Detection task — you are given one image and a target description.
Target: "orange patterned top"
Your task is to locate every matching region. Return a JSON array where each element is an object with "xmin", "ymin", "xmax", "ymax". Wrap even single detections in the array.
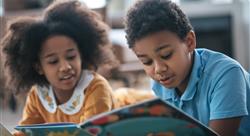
[{"xmin": 19, "ymin": 70, "xmax": 117, "ymax": 125}]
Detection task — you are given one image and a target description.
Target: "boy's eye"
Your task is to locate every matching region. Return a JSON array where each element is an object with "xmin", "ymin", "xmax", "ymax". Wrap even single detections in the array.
[{"xmin": 161, "ymin": 53, "xmax": 172, "ymax": 60}]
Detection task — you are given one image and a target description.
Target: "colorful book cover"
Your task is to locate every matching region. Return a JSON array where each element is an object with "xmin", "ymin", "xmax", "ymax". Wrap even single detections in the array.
[
  {"xmin": 15, "ymin": 98, "xmax": 218, "ymax": 136},
  {"xmin": 15, "ymin": 123, "xmax": 92, "ymax": 136}
]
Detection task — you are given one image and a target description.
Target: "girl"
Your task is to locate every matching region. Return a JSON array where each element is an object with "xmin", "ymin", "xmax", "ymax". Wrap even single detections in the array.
[{"xmin": 1, "ymin": 0, "xmax": 116, "ymax": 130}]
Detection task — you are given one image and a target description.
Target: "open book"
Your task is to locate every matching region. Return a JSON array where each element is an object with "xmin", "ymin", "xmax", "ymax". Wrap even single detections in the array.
[{"xmin": 15, "ymin": 98, "xmax": 218, "ymax": 136}]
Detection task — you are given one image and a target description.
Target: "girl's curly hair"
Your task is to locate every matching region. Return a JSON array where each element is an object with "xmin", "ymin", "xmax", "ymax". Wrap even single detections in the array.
[
  {"xmin": 43, "ymin": 0, "xmax": 110, "ymax": 67},
  {"xmin": 1, "ymin": 0, "xmax": 112, "ymax": 94},
  {"xmin": 1, "ymin": 17, "xmax": 41, "ymax": 93}
]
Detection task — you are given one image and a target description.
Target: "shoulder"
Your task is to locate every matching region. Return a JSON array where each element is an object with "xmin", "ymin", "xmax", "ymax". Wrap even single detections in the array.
[
  {"xmin": 196, "ymin": 49, "xmax": 250, "ymax": 99},
  {"xmin": 197, "ymin": 49, "xmax": 246, "ymax": 78},
  {"xmin": 83, "ymin": 72, "xmax": 116, "ymax": 108},
  {"xmin": 89, "ymin": 72, "xmax": 110, "ymax": 86},
  {"xmin": 85, "ymin": 72, "xmax": 112, "ymax": 95},
  {"xmin": 27, "ymin": 86, "xmax": 39, "ymax": 99},
  {"xmin": 25, "ymin": 85, "xmax": 42, "ymax": 106}
]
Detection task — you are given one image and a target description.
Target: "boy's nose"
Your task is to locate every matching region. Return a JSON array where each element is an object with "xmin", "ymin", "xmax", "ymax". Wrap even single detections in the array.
[
  {"xmin": 155, "ymin": 60, "xmax": 167, "ymax": 74},
  {"xmin": 59, "ymin": 61, "xmax": 72, "ymax": 72}
]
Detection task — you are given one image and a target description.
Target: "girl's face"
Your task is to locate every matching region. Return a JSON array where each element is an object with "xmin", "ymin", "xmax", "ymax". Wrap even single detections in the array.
[
  {"xmin": 132, "ymin": 31, "xmax": 196, "ymax": 92},
  {"xmin": 37, "ymin": 35, "xmax": 82, "ymax": 93}
]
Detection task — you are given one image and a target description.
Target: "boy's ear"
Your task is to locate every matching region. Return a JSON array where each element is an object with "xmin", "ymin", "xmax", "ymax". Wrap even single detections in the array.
[
  {"xmin": 34, "ymin": 63, "xmax": 44, "ymax": 75},
  {"xmin": 185, "ymin": 31, "xmax": 196, "ymax": 52}
]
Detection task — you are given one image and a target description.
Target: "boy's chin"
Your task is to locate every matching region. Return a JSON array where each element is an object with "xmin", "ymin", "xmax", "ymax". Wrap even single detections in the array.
[{"xmin": 162, "ymin": 85, "xmax": 175, "ymax": 89}]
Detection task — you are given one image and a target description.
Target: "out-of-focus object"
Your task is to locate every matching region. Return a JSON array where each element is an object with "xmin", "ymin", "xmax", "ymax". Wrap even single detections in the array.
[
  {"xmin": 114, "ymin": 87, "xmax": 155, "ymax": 107},
  {"xmin": 179, "ymin": 0, "xmax": 250, "ymax": 69},
  {"xmin": 180, "ymin": 0, "xmax": 233, "ymax": 3},
  {"xmin": 79, "ymin": 0, "xmax": 107, "ymax": 9},
  {"xmin": 4, "ymin": 0, "xmax": 51, "ymax": 11},
  {"xmin": 0, "ymin": 123, "xmax": 13, "ymax": 136},
  {"xmin": 109, "ymin": 29, "xmax": 143, "ymax": 72},
  {"xmin": 0, "ymin": 0, "xmax": 3, "ymax": 16},
  {"xmin": 108, "ymin": 0, "xmax": 250, "ymax": 70}
]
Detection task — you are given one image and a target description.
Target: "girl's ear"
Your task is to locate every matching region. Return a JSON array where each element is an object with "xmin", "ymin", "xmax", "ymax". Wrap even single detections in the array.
[
  {"xmin": 185, "ymin": 31, "xmax": 196, "ymax": 52},
  {"xmin": 34, "ymin": 63, "xmax": 44, "ymax": 75}
]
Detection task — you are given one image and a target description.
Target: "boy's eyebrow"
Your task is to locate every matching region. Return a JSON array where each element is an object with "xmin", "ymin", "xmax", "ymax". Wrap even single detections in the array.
[
  {"xmin": 136, "ymin": 44, "xmax": 171, "ymax": 58},
  {"xmin": 155, "ymin": 44, "xmax": 171, "ymax": 52}
]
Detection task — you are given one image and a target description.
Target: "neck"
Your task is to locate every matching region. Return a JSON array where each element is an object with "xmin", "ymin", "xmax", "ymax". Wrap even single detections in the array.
[
  {"xmin": 175, "ymin": 88, "xmax": 183, "ymax": 96},
  {"xmin": 176, "ymin": 52, "xmax": 195, "ymax": 96},
  {"xmin": 53, "ymin": 88, "xmax": 74, "ymax": 105}
]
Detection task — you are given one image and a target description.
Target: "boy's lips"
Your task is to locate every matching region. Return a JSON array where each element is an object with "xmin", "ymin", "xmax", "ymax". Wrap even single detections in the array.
[
  {"xmin": 157, "ymin": 73, "xmax": 172, "ymax": 81},
  {"xmin": 159, "ymin": 75, "xmax": 174, "ymax": 85}
]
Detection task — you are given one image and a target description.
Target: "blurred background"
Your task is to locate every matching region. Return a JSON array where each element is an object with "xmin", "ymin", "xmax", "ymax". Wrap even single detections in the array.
[{"xmin": 0, "ymin": 0, "xmax": 250, "ymax": 133}]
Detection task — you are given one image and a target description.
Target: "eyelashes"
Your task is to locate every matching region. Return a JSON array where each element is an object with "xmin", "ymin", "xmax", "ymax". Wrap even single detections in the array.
[
  {"xmin": 141, "ymin": 52, "xmax": 173, "ymax": 66},
  {"xmin": 141, "ymin": 59, "xmax": 153, "ymax": 65},
  {"xmin": 46, "ymin": 55, "xmax": 77, "ymax": 65},
  {"xmin": 161, "ymin": 53, "xmax": 172, "ymax": 60}
]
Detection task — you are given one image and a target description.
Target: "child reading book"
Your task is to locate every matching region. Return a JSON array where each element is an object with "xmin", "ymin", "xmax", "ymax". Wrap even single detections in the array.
[
  {"xmin": 124, "ymin": 0, "xmax": 250, "ymax": 136},
  {"xmin": 1, "ymin": 0, "xmax": 117, "ymax": 135}
]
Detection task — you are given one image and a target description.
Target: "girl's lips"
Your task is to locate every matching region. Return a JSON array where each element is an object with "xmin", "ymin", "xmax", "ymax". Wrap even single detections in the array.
[
  {"xmin": 61, "ymin": 75, "xmax": 73, "ymax": 80},
  {"xmin": 60, "ymin": 73, "xmax": 75, "ymax": 81},
  {"xmin": 60, "ymin": 71, "xmax": 75, "ymax": 80},
  {"xmin": 60, "ymin": 75, "xmax": 75, "ymax": 85}
]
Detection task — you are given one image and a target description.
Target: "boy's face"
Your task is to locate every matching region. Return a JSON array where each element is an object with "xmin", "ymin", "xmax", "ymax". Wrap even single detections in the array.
[
  {"xmin": 37, "ymin": 35, "xmax": 82, "ymax": 93},
  {"xmin": 132, "ymin": 31, "xmax": 196, "ymax": 92}
]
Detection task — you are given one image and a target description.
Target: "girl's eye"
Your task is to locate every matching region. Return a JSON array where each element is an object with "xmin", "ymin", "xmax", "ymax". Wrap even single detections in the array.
[
  {"xmin": 48, "ymin": 59, "xmax": 58, "ymax": 64},
  {"xmin": 142, "ymin": 60, "xmax": 153, "ymax": 66},
  {"xmin": 66, "ymin": 55, "xmax": 76, "ymax": 60},
  {"xmin": 161, "ymin": 53, "xmax": 172, "ymax": 60}
]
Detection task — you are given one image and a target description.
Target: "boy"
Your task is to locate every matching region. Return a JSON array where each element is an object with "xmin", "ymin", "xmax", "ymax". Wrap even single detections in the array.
[{"xmin": 124, "ymin": 0, "xmax": 250, "ymax": 136}]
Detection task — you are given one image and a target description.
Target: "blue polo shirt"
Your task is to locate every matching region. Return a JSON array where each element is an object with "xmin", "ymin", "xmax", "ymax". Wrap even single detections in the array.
[{"xmin": 152, "ymin": 49, "xmax": 250, "ymax": 136}]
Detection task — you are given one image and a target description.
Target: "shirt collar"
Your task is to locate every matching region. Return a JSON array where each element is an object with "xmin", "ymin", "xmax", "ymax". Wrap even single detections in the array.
[{"xmin": 36, "ymin": 70, "xmax": 94, "ymax": 115}]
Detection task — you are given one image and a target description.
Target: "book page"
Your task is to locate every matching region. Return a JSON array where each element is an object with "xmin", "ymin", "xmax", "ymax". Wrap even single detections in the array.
[
  {"xmin": 15, "ymin": 123, "xmax": 93, "ymax": 136},
  {"xmin": 80, "ymin": 98, "xmax": 218, "ymax": 136}
]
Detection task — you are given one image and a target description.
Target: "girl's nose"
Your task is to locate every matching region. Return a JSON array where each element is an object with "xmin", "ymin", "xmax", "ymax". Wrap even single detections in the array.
[{"xmin": 59, "ymin": 61, "xmax": 72, "ymax": 72}]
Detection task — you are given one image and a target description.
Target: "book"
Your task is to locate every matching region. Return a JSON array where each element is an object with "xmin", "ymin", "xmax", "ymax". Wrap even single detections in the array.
[
  {"xmin": 15, "ymin": 98, "xmax": 218, "ymax": 136},
  {"xmin": 0, "ymin": 123, "xmax": 13, "ymax": 136},
  {"xmin": 15, "ymin": 123, "xmax": 92, "ymax": 136}
]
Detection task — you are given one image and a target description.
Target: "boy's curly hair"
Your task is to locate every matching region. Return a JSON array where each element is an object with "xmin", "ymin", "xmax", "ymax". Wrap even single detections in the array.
[
  {"xmin": 1, "ymin": 0, "xmax": 111, "ymax": 93},
  {"xmin": 125, "ymin": 0, "xmax": 193, "ymax": 48}
]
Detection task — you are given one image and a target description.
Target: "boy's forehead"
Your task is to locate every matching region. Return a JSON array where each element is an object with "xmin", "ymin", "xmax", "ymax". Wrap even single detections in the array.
[
  {"xmin": 135, "ymin": 31, "xmax": 179, "ymax": 44},
  {"xmin": 132, "ymin": 31, "xmax": 183, "ymax": 53}
]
